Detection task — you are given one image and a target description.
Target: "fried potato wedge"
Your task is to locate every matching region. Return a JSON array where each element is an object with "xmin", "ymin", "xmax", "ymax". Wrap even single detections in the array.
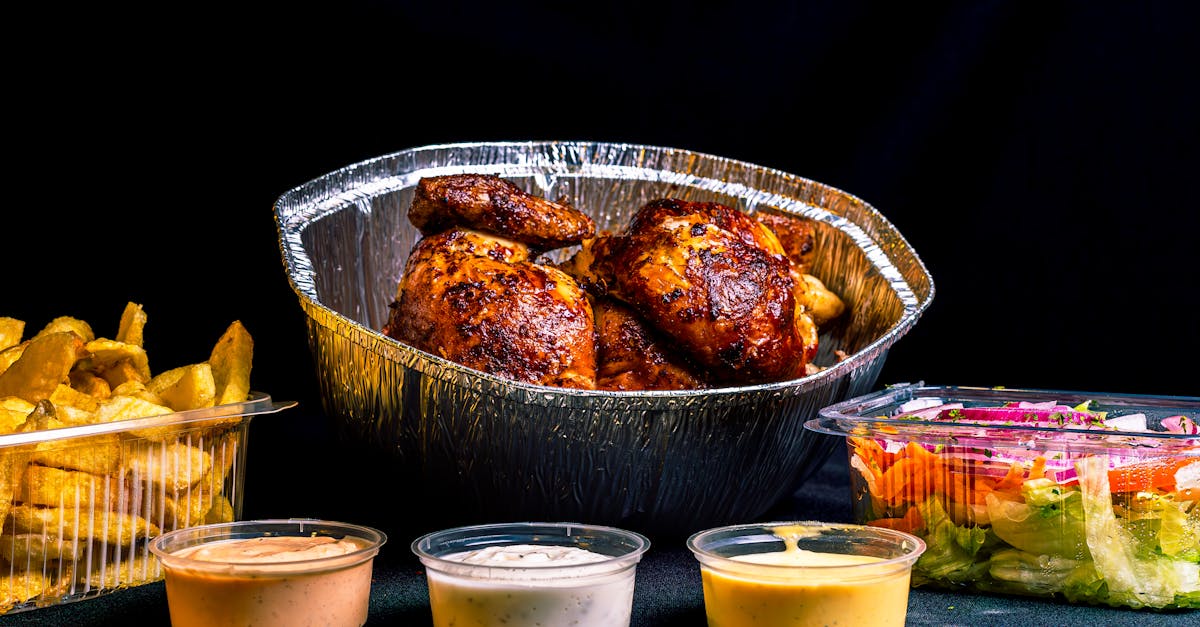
[
  {"xmin": 203, "ymin": 494, "xmax": 235, "ymax": 525},
  {"xmin": 0, "ymin": 318, "xmax": 23, "ymax": 352},
  {"xmin": 18, "ymin": 464, "xmax": 124, "ymax": 510},
  {"xmin": 0, "ymin": 533, "xmax": 86, "ymax": 563},
  {"xmin": 125, "ymin": 442, "xmax": 212, "ymax": 492},
  {"xmin": 86, "ymin": 553, "xmax": 160, "ymax": 589},
  {"xmin": 30, "ymin": 434, "xmax": 123, "ymax": 476},
  {"xmin": 147, "ymin": 363, "xmax": 216, "ymax": 412},
  {"xmin": 7, "ymin": 504, "xmax": 159, "ymax": 545},
  {"xmin": 0, "ymin": 569, "xmax": 49, "ymax": 613},
  {"xmin": 0, "ymin": 332, "xmax": 88, "ymax": 403},
  {"xmin": 33, "ymin": 316, "xmax": 94, "ymax": 343},
  {"xmin": 86, "ymin": 339, "xmax": 151, "ymax": 384},
  {"xmin": 115, "ymin": 302, "xmax": 147, "ymax": 348},
  {"xmin": 209, "ymin": 321, "xmax": 253, "ymax": 406},
  {"xmin": 0, "ymin": 345, "xmax": 24, "ymax": 378}
]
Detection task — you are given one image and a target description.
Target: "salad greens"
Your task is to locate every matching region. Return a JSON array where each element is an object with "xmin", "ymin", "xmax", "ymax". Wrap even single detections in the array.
[{"xmin": 851, "ymin": 400, "xmax": 1200, "ymax": 609}]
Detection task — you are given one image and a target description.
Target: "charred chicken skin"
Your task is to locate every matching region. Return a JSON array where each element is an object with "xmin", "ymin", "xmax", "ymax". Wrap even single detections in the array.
[
  {"xmin": 591, "ymin": 295, "xmax": 709, "ymax": 391},
  {"xmin": 573, "ymin": 199, "xmax": 810, "ymax": 385},
  {"xmin": 408, "ymin": 174, "xmax": 595, "ymax": 251},
  {"xmin": 383, "ymin": 227, "xmax": 597, "ymax": 389}
]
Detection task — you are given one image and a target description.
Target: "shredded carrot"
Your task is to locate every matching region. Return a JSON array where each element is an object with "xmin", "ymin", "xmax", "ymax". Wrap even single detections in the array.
[
  {"xmin": 868, "ymin": 506, "xmax": 925, "ymax": 534},
  {"xmin": 1028, "ymin": 456, "xmax": 1046, "ymax": 480},
  {"xmin": 993, "ymin": 461, "xmax": 1026, "ymax": 493}
]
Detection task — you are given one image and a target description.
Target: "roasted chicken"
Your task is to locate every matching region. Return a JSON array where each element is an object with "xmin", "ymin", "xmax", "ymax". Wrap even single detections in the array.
[
  {"xmin": 383, "ymin": 174, "xmax": 599, "ymax": 389},
  {"xmin": 566, "ymin": 199, "xmax": 809, "ymax": 385},
  {"xmin": 408, "ymin": 174, "xmax": 595, "ymax": 251},
  {"xmin": 591, "ymin": 296, "xmax": 708, "ymax": 391},
  {"xmin": 384, "ymin": 174, "xmax": 846, "ymax": 390}
]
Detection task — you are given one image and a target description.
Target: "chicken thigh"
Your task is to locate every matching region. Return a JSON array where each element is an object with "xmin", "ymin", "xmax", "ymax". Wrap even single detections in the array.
[
  {"xmin": 575, "ymin": 199, "xmax": 811, "ymax": 385},
  {"xmin": 383, "ymin": 228, "xmax": 597, "ymax": 389}
]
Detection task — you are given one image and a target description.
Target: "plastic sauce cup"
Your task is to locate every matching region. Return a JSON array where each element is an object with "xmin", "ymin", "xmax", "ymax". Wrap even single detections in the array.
[
  {"xmin": 412, "ymin": 522, "xmax": 650, "ymax": 627},
  {"xmin": 687, "ymin": 521, "xmax": 926, "ymax": 627},
  {"xmin": 149, "ymin": 519, "xmax": 386, "ymax": 627}
]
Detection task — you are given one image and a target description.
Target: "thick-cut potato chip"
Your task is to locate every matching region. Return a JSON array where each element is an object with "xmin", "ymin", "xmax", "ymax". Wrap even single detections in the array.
[
  {"xmin": 87, "ymin": 553, "xmax": 159, "ymax": 589},
  {"xmin": 115, "ymin": 302, "xmax": 147, "ymax": 348},
  {"xmin": 209, "ymin": 320, "xmax": 253, "ymax": 406},
  {"xmin": 0, "ymin": 332, "xmax": 87, "ymax": 403},
  {"xmin": 110, "ymin": 381, "xmax": 167, "ymax": 406},
  {"xmin": 0, "ymin": 533, "xmax": 85, "ymax": 563},
  {"xmin": 156, "ymin": 470, "xmax": 216, "ymax": 531},
  {"xmin": 86, "ymin": 338, "xmax": 151, "ymax": 383},
  {"xmin": 68, "ymin": 370, "xmax": 111, "ymax": 400},
  {"xmin": 18, "ymin": 464, "xmax": 123, "ymax": 509},
  {"xmin": 0, "ymin": 453, "xmax": 27, "ymax": 530},
  {"xmin": 203, "ymin": 494, "xmax": 235, "ymax": 524},
  {"xmin": 125, "ymin": 442, "xmax": 212, "ymax": 491},
  {"xmin": 0, "ymin": 344, "xmax": 25, "ymax": 377},
  {"xmin": 147, "ymin": 363, "xmax": 216, "ymax": 412},
  {"xmin": 49, "ymin": 384, "xmax": 100, "ymax": 416},
  {"xmin": 30, "ymin": 434, "xmax": 123, "ymax": 476},
  {"xmin": 34, "ymin": 316, "xmax": 94, "ymax": 343},
  {"xmin": 0, "ymin": 570, "xmax": 49, "ymax": 613},
  {"xmin": 0, "ymin": 318, "xmax": 23, "ymax": 351},
  {"xmin": 7, "ymin": 504, "xmax": 159, "ymax": 545},
  {"xmin": 93, "ymin": 394, "xmax": 173, "ymax": 424}
]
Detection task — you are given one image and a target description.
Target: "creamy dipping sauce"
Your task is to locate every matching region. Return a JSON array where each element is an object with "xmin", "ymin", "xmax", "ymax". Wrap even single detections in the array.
[
  {"xmin": 443, "ymin": 543, "xmax": 610, "ymax": 565},
  {"xmin": 161, "ymin": 535, "xmax": 376, "ymax": 627},
  {"xmin": 699, "ymin": 525, "xmax": 913, "ymax": 627},
  {"xmin": 427, "ymin": 543, "xmax": 635, "ymax": 627},
  {"xmin": 176, "ymin": 535, "xmax": 363, "ymax": 564}
]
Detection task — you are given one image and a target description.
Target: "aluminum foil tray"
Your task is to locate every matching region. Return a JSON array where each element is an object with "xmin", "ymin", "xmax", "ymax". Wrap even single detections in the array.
[{"xmin": 273, "ymin": 141, "xmax": 934, "ymax": 537}]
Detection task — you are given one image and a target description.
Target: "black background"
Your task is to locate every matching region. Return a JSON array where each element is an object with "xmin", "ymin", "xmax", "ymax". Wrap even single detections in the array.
[{"xmin": 6, "ymin": 2, "xmax": 1198, "ymax": 529}]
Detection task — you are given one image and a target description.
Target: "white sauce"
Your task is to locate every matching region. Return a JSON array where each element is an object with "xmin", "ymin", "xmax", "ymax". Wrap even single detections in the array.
[{"xmin": 442, "ymin": 543, "xmax": 609, "ymax": 566}]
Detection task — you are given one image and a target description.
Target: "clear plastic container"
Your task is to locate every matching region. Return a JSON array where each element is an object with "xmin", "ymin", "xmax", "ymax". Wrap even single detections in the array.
[
  {"xmin": 0, "ymin": 393, "xmax": 294, "ymax": 615},
  {"xmin": 412, "ymin": 521, "xmax": 650, "ymax": 627},
  {"xmin": 806, "ymin": 382, "xmax": 1200, "ymax": 610}
]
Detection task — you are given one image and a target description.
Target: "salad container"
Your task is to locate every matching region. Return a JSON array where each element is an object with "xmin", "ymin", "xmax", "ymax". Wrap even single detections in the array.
[{"xmin": 806, "ymin": 383, "xmax": 1200, "ymax": 610}]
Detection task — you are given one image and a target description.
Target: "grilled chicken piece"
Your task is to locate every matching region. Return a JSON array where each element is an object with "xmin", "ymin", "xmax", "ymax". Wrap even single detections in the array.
[
  {"xmin": 579, "ymin": 199, "xmax": 811, "ymax": 385},
  {"xmin": 408, "ymin": 174, "xmax": 595, "ymax": 251},
  {"xmin": 754, "ymin": 211, "xmax": 846, "ymax": 327},
  {"xmin": 754, "ymin": 211, "xmax": 816, "ymax": 273},
  {"xmin": 383, "ymin": 228, "xmax": 597, "ymax": 389},
  {"xmin": 592, "ymin": 296, "xmax": 708, "ymax": 391}
]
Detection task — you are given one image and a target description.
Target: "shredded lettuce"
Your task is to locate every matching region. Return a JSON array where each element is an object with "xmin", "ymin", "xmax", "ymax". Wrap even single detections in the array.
[
  {"xmin": 1076, "ymin": 456, "xmax": 1200, "ymax": 608},
  {"xmin": 913, "ymin": 496, "xmax": 994, "ymax": 584}
]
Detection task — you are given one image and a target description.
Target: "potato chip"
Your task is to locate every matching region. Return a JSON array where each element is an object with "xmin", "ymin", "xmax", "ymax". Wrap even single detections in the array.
[
  {"xmin": 86, "ymin": 553, "xmax": 159, "ymax": 589},
  {"xmin": 0, "ymin": 332, "xmax": 87, "ymax": 403},
  {"xmin": 18, "ymin": 464, "xmax": 123, "ymax": 509},
  {"xmin": 33, "ymin": 316, "xmax": 94, "ymax": 343},
  {"xmin": 67, "ymin": 369, "xmax": 111, "ymax": 400},
  {"xmin": 49, "ymin": 384, "xmax": 100, "ymax": 414},
  {"xmin": 209, "ymin": 320, "xmax": 253, "ymax": 406},
  {"xmin": 7, "ymin": 504, "xmax": 159, "ymax": 545},
  {"xmin": 85, "ymin": 338, "xmax": 151, "ymax": 383},
  {"xmin": 115, "ymin": 301, "xmax": 147, "ymax": 348},
  {"xmin": 155, "ymin": 470, "xmax": 216, "ymax": 531},
  {"xmin": 203, "ymin": 494, "xmax": 235, "ymax": 524},
  {"xmin": 0, "ymin": 344, "xmax": 24, "ymax": 377},
  {"xmin": 0, "ymin": 569, "xmax": 48, "ymax": 613},
  {"xmin": 125, "ymin": 442, "xmax": 212, "ymax": 491},
  {"xmin": 147, "ymin": 363, "xmax": 216, "ymax": 412},
  {"xmin": 92, "ymin": 394, "xmax": 173, "ymax": 424},
  {"xmin": 30, "ymin": 434, "xmax": 122, "ymax": 476},
  {"xmin": 0, "ymin": 533, "xmax": 86, "ymax": 563},
  {"xmin": 110, "ymin": 381, "xmax": 167, "ymax": 406},
  {"xmin": 0, "ymin": 318, "xmax": 23, "ymax": 351}
]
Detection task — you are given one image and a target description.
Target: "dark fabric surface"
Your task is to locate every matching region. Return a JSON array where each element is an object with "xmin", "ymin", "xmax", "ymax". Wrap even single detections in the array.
[{"xmin": 3, "ymin": 451, "xmax": 1195, "ymax": 627}]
